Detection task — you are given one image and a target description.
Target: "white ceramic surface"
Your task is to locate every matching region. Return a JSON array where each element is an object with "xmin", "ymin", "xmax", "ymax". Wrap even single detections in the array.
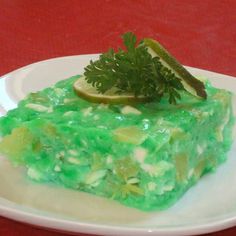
[{"xmin": 0, "ymin": 54, "xmax": 235, "ymax": 236}]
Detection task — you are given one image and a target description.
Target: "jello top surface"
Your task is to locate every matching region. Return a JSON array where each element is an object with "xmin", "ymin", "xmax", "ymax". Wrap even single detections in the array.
[{"xmin": 4, "ymin": 75, "xmax": 229, "ymax": 132}]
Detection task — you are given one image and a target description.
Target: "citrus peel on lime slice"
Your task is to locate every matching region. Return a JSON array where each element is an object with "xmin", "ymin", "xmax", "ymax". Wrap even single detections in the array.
[
  {"xmin": 73, "ymin": 76, "xmax": 150, "ymax": 104},
  {"xmin": 143, "ymin": 38, "xmax": 207, "ymax": 99}
]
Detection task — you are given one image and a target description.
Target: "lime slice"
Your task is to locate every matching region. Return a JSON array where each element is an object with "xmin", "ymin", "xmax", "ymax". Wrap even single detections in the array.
[
  {"xmin": 143, "ymin": 38, "xmax": 207, "ymax": 99},
  {"xmin": 73, "ymin": 76, "xmax": 150, "ymax": 104}
]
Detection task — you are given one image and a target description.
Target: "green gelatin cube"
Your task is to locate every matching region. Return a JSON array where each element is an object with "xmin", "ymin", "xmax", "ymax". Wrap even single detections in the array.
[{"xmin": 0, "ymin": 75, "xmax": 234, "ymax": 211}]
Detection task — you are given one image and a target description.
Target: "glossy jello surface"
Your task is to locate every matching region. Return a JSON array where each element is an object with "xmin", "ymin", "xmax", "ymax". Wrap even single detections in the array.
[{"xmin": 0, "ymin": 75, "xmax": 234, "ymax": 211}]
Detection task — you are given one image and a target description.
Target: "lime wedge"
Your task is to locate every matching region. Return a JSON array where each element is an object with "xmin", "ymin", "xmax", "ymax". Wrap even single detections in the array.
[
  {"xmin": 143, "ymin": 38, "xmax": 207, "ymax": 99},
  {"xmin": 73, "ymin": 76, "xmax": 150, "ymax": 104}
]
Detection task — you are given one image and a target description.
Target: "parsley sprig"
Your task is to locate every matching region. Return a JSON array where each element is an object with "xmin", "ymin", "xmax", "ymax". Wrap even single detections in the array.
[{"xmin": 84, "ymin": 32, "xmax": 184, "ymax": 104}]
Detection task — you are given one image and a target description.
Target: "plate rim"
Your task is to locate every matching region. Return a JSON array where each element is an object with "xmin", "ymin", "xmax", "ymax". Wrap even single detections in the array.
[{"xmin": 1, "ymin": 195, "xmax": 236, "ymax": 236}]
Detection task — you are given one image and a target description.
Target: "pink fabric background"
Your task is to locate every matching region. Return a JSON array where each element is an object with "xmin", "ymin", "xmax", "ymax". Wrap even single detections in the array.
[{"xmin": 0, "ymin": 0, "xmax": 235, "ymax": 235}]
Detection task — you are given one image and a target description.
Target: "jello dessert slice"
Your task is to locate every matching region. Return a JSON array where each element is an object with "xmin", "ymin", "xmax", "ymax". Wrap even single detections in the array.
[{"xmin": 0, "ymin": 76, "xmax": 234, "ymax": 211}]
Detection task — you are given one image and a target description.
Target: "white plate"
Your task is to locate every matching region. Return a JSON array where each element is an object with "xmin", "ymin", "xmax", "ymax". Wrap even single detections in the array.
[{"xmin": 0, "ymin": 54, "xmax": 235, "ymax": 236}]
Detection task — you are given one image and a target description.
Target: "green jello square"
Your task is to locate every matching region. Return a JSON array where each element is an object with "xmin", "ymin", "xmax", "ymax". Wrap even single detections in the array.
[{"xmin": 0, "ymin": 76, "xmax": 234, "ymax": 211}]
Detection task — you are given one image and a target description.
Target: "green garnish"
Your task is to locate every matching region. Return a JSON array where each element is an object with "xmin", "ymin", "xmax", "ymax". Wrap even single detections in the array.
[
  {"xmin": 75, "ymin": 32, "xmax": 207, "ymax": 104},
  {"xmin": 82, "ymin": 32, "xmax": 206, "ymax": 104},
  {"xmin": 84, "ymin": 32, "xmax": 186, "ymax": 104},
  {"xmin": 143, "ymin": 38, "xmax": 207, "ymax": 99}
]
